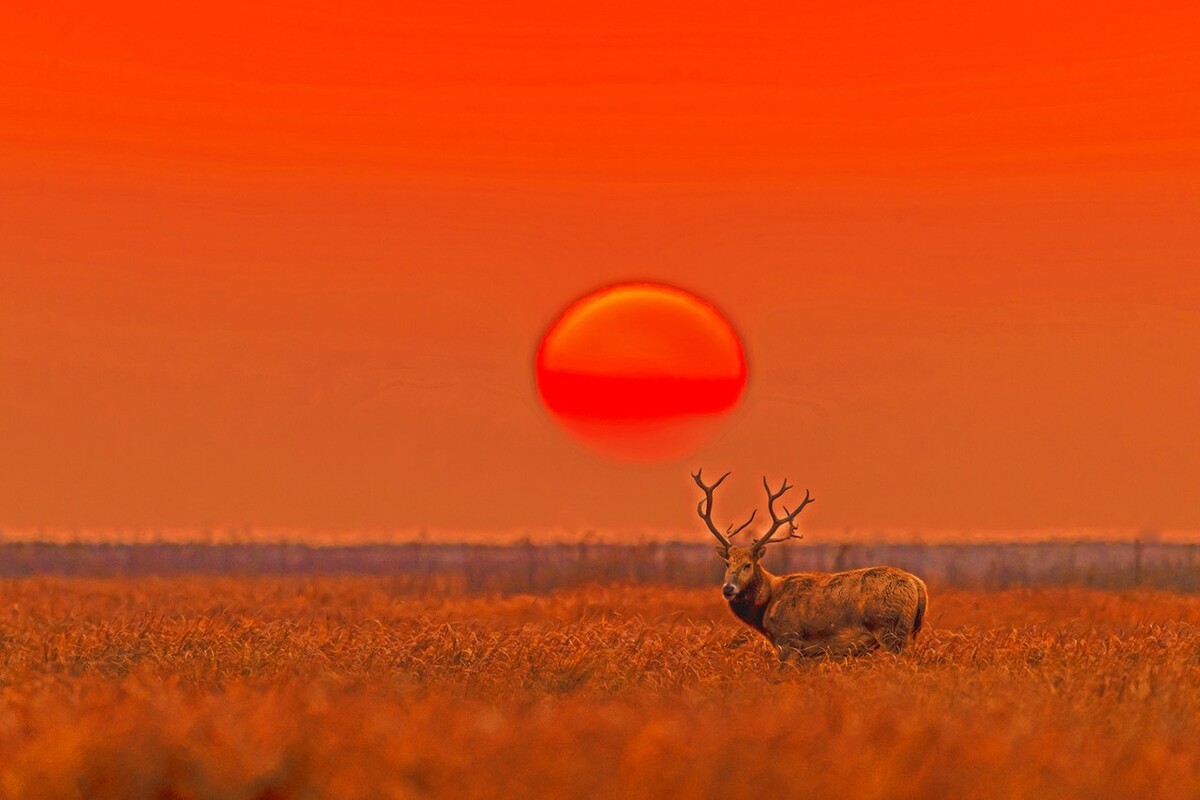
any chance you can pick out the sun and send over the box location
[535,282,748,461]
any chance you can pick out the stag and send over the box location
[693,469,928,661]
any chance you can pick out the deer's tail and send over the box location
[912,579,928,638]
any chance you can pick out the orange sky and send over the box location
[3,3,1199,535]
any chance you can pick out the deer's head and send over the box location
[692,469,815,599]
[718,545,759,599]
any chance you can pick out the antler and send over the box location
[692,469,757,552]
[749,476,815,554]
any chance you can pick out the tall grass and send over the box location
[2,577,1200,798]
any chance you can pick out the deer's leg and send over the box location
[772,630,859,661]
[773,633,805,666]
[815,628,879,660]
[875,614,911,653]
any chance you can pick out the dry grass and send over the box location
[2,577,1200,798]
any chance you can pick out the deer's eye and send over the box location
[741,564,751,572]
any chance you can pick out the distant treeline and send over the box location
[1,540,1198,592]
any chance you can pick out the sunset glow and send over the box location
[6,5,1200,796]
[2,2,1199,530]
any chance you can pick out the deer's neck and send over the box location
[728,565,779,634]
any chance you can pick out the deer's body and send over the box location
[723,551,927,660]
[693,470,929,662]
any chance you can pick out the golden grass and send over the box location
[3,577,1200,798]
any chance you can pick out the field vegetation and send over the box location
[4,538,1200,591]
[2,575,1200,798]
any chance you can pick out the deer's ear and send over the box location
[715,546,730,561]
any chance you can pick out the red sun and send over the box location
[535,283,748,462]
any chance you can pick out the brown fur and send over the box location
[720,546,928,661]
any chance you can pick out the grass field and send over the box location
[3,577,1200,798]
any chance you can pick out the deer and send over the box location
[693,469,928,661]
